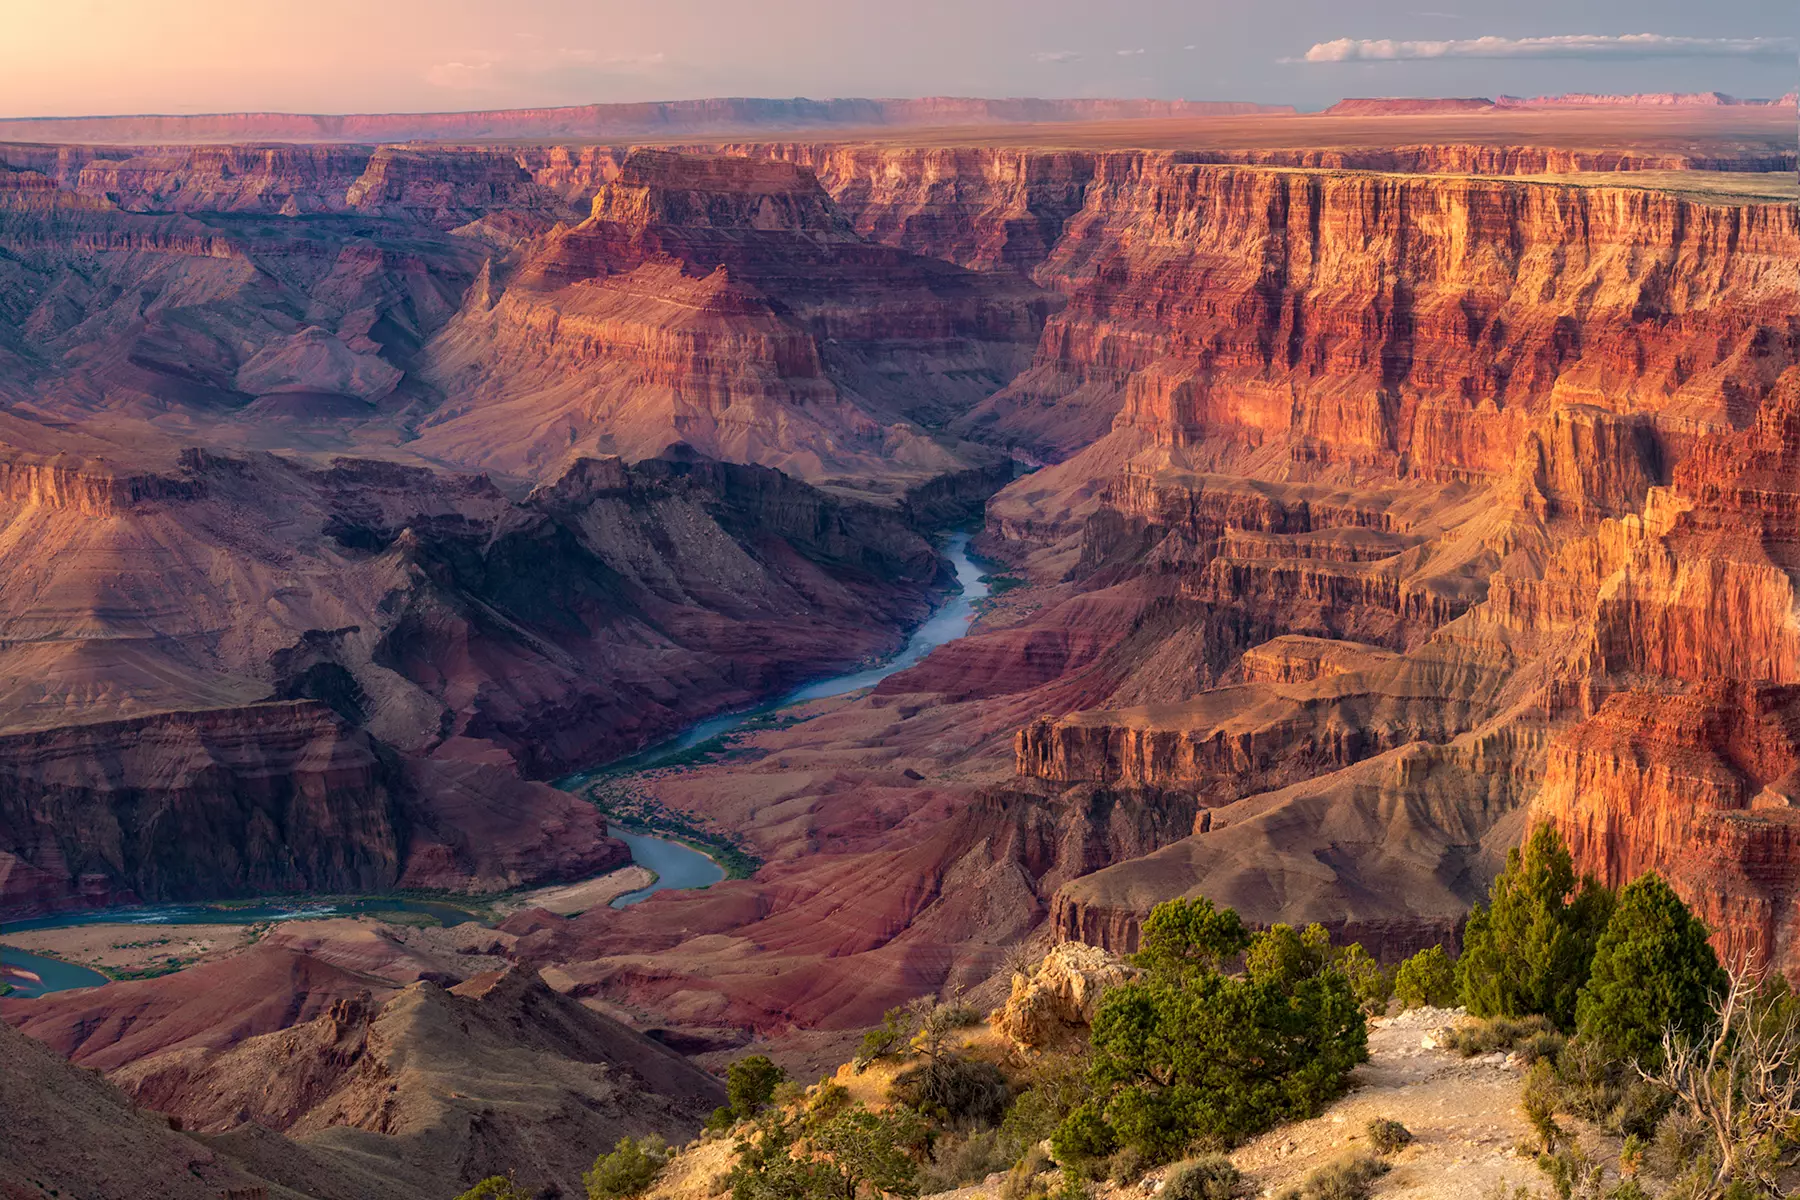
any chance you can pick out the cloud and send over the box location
[1116,48,1146,57]
[1030,50,1082,64]
[1296,33,1798,64]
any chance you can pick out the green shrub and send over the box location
[1393,946,1457,1009]
[1335,944,1393,1016]
[726,1055,787,1119]
[1442,1014,1557,1057]
[1050,1101,1117,1171]
[1071,915,1366,1163]
[457,1178,533,1200]
[1276,1153,1388,1200]
[1456,826,1614,1028]
[1160,1155,1244,1200]
[1364,1117,1412,1156]
[1574,872,1724,1070]
[585,1135,671,1200]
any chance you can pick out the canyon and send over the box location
[0,97,1797,1196]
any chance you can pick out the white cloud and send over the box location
[1297,33,1798,63]
[1115,48,1146,57]
[1031,50,1082,64]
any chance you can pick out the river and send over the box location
[0,533,991,982]
[570,530,989,906]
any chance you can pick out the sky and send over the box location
[1,0,1793,118]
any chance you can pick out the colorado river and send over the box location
[570,531,991,906]
[0,533,993,980]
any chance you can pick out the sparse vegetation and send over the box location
[585,1136,672,1200]
[456,1177,534,1200]
[1443,1014,1559,1058]
[856,1006,913,1069]
[1364,1117,1412,1156]
[1274,1152,1388,1200]
[1637,964,1800,1197]
[1160,1155,1244,1200]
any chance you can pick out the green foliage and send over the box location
[585,1136,672,1200]
[1049,1102,1117,1171]
[1243,923,1331,988]
[995,1055,1086,1165]
[1334,944,1392,1016]
[857,1007,913,1069]
[728,1055,788,1120]
[1065,910,1368,1164]
[1274,1153,1388,1200]
[1456,826,1615,1028]
[1364,1118,1412,1156]
[1575,872,1725,1069]
[1160,1156,1244,1200]
[1393,945,1458,1010]
[1136,896,1251,978]
[456,1178,533,1200]
[888,1054,1011,1129]
[729,1101,926,1200]
[811,1107,927,1198]
[729,1118,843,1200]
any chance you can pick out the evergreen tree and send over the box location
[1392,946,1457,1010]
[1456,825,1614,1028]
[727,1055,788,1119]
[1135,895,1250,978]
[1065,910,1367,1163]
[1575,871,1725,1068]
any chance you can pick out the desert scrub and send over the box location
[1275,1152,1388,1200]
[1364,1117,1412,1156]
[1442,1014,1557,1057]
[1160,1156,1244,1200]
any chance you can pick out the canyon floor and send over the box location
[1,95,1798,1195]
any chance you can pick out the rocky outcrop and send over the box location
[992,941,1136,1050]
[0,701,628,917]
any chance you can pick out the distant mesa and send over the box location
[1326,92,1795,117]
[0,96,1298,145]
[1324,97,1497,116]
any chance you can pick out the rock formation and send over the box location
[993,941,1137,1050]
